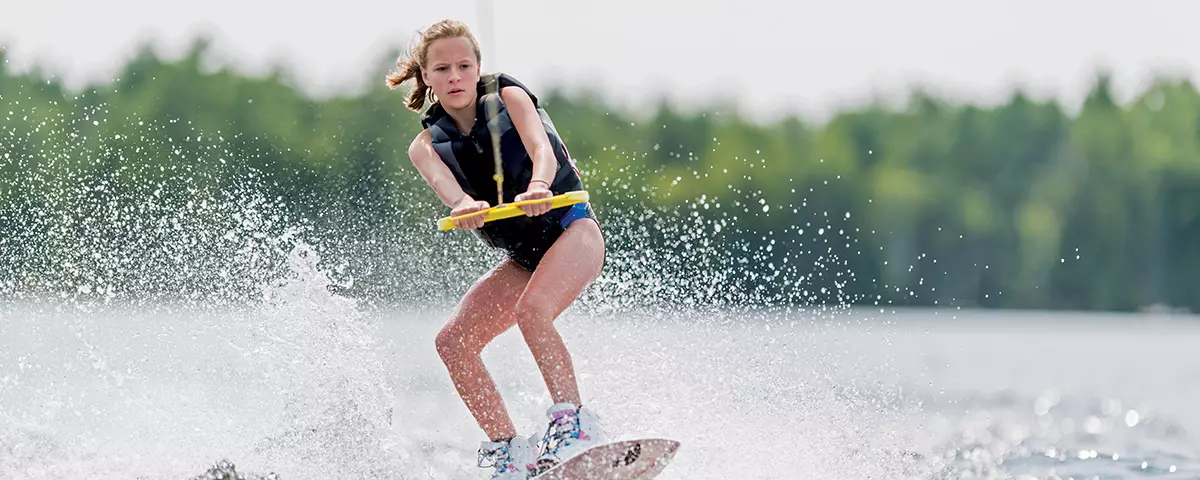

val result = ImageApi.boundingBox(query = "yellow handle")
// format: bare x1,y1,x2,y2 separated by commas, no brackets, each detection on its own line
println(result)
438,190,590,231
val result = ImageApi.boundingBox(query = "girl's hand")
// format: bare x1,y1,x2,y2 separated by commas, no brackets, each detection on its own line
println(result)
450,196,492,230
515,181,553,216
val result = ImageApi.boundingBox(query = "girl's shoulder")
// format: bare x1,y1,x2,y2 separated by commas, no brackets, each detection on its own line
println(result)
481,72,539,106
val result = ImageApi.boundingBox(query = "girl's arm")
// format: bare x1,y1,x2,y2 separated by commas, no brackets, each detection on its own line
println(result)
409,129,490,229
501,86,556,216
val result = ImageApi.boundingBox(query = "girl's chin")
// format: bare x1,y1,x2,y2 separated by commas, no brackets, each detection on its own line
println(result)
444,97,473,109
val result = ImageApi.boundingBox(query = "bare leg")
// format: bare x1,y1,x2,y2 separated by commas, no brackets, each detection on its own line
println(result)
435,259,531,441
515,219,606,405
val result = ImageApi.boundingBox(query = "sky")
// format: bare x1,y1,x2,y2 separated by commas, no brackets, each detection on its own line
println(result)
2,0,1198,121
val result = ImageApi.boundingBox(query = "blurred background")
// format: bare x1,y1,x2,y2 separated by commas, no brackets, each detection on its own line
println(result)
3,0,1199,311
2,1,1199,479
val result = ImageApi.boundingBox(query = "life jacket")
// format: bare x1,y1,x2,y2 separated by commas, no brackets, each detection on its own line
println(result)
420,73,585,250
421,73,582,206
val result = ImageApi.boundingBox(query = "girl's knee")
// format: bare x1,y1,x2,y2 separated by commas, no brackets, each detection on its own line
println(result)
435,326,477,361
433,328,457,360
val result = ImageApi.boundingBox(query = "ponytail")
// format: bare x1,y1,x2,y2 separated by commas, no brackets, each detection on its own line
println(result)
385,19,481,113
386,57,434,111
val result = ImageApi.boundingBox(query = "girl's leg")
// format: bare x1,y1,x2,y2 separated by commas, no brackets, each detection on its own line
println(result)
514,219,606,405
435,258,531,441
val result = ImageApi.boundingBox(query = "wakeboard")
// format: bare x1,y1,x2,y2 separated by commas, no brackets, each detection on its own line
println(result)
530,438,680,479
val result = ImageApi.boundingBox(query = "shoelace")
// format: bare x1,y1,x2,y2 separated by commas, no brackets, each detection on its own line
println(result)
477,443,516,473
539,410,583,459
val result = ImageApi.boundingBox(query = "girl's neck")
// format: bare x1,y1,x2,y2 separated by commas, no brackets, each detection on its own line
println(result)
445,103,476,134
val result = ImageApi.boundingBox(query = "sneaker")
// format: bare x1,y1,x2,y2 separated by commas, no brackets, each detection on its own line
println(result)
477,435,539,479
532,402,609,473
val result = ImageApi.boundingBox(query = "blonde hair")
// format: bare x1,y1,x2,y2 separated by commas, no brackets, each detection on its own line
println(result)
386,19,482,112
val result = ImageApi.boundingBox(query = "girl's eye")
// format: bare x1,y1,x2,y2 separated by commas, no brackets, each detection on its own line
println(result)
436,66,448,72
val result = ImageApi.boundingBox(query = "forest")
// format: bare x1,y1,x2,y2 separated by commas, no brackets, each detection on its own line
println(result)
2,41,1198,313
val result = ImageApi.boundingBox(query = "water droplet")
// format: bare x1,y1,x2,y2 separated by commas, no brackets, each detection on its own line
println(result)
1125,410,1140,427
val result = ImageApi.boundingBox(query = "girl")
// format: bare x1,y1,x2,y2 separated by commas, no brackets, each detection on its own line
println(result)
387,19,608,479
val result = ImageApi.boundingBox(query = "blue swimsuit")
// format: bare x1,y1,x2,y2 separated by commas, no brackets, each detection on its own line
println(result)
559,202,593,229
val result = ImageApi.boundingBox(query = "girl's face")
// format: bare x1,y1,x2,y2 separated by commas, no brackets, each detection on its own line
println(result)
422,37,480,112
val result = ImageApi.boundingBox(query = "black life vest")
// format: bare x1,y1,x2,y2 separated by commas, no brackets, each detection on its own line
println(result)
420,73,585,251
420,73,582,207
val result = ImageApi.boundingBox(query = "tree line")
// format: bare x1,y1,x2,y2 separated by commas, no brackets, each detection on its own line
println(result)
1,40,1197,313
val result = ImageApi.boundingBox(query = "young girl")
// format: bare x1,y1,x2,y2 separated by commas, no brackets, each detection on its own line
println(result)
387,19,608,479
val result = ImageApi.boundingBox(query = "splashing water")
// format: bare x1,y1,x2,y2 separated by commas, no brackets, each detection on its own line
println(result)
1,238,399,480
1,91,1197,480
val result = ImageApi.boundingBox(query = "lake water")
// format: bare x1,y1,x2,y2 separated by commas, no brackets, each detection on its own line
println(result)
3,262,1197,480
